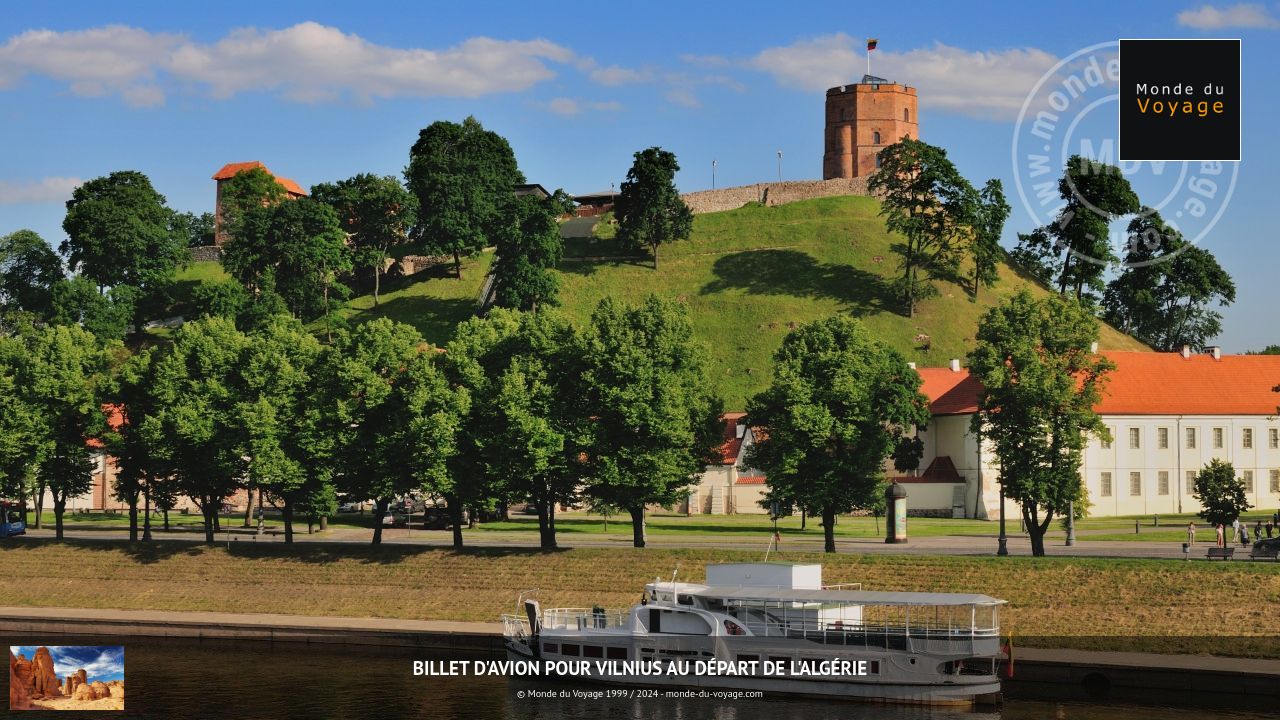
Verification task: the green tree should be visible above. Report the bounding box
[311,174,418,307]
[322,318,431,544]
[971,179,1011,300]
[745,316,930,553]
[1248,345,1280,355]
[1102,211,1235,351]
[581,296,722,547]
[147,317,251,542]
[406,116,524,279]
[223,198,352,330]
[868,139,976,316]
[236,315,329,543]
[171,211,216,248]
[15,325,112,539]
[105,348,170,542]
[49,277,136,341]
[445,309,585,549]
[0,230,64,320]
[1193,459,1250,528]
[217,167,288,245]
[60,171,188,335]
[0,333,46,523]
[968,290,1113,556]
[491,194,564,311]
[614,147,693,270]
[188,278,251,323]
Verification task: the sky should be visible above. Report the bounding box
[0,1,1276,350]
[11,645,125,683]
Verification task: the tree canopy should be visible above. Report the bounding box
[968,290,1113,556]
[614,147,693,270]
[1193,459,1250,528]
[746,316,930,552]
[491,193,564,311]
[311,173,418,307]
[0,229,63,320]
[405,116,524,279]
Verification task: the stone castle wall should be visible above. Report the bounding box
[681,177,872,215]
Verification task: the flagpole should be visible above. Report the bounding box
[867,48,871,78]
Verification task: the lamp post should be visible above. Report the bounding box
[712,159,717,189]
[997,480,1008,556]
[776,150,783,181]
[1066,500,1076,546]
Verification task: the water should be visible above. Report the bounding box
[9,637,1272,720]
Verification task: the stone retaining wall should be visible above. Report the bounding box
[189,245,223,262]
[681,177,872,215]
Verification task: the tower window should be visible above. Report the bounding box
[875,152,883,169]
[904,108,909,122]
[873,131,881,145]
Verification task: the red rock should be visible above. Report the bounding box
[90,681,112,700]
[9,651,32,710]
[31,646,62,697]
[73,683,97,701]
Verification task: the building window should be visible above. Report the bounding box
[1158,427,1169,449]
[1129,428,1141,449]
[1187,470,1197,491]
[873,130,881,144]
[1213,427,1224,449]
[904,108,909,122]
[1271,428,1279,449]
[1102,428,1113,450]
[1158,471,1169,495]
[1243,428,1253,449]
[1271,469,1280,494]
[1186,427,1197,449]
[1243,470,1254,493]
[1129,471,1142,496]
[1100,472,1112,497]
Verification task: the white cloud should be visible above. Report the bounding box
[679,53,731,68]
[747,34,1060,120]
[588,64,652,86]
[0,176,82,204]
[665,87,700,108]
[50,647,124,682]
[0,22,578,105]
[1177,3,1280,29]
[537,97,622,116]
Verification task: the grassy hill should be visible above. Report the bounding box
[175,196,1146,408]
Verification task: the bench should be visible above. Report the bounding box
[1249,545,1279,561]
[1206,547,1235,560]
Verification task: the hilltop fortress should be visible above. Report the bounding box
[681,75,918,214]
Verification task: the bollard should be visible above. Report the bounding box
[1154,514,1159,527]
[1135,519,1140,534]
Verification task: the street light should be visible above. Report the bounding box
[997,478,1008,556]
[776,150,783,181]
[1066,500,1076,546]
[712,159,717,189]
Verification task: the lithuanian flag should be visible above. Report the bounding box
[867,38,878,52]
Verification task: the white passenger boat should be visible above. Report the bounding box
[501,562,1006,705]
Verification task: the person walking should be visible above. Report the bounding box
[1216,523,1225,548]
[1232,518,1241,544]
[1255,520,1264,543]
[1187,522,1196,546]
[1241,522,1251,546]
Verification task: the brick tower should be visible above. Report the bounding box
[823,75,919,179]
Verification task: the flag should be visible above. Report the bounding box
[867,38,878,52]
[1001,634,1015,679]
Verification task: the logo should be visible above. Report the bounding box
[1011,41,1238,269]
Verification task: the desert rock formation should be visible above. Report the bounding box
[9,651,32,710]
[30,646,62,697]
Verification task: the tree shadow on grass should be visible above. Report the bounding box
[699,249,895,316]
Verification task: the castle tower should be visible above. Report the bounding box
[823,75,919,179]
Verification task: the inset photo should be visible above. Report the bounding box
[9,646,124,711]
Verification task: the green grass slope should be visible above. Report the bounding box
[556,196,1146,408]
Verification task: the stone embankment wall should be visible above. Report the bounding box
[681,177,872,215]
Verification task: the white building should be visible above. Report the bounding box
[694,350,1280,519]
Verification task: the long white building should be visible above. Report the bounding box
[695,349,1280,519]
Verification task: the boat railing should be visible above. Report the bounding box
[739,616,1000,648]
[502,614,532,643]
[541,607,630,631]
[821,582,863,590]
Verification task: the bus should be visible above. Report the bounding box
[1,500,25,538]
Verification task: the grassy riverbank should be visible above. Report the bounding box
[2,540,1277,657]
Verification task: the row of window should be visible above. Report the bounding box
[1098,469,1280,497]
[1100,426,1280,451]
[543,642,628,659]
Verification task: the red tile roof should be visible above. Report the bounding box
[735,475,766,485]
[718,412,747,464]
[914,351,1280,417]
[86,404,125,450]
[212,161,307,197]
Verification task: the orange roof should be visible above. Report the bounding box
[914,351,1280,417]
[717,412,747,464]
[86,404,126,450]
[212,161,307,197]
[736,475,766,485]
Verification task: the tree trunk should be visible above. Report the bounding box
[127,494,139,542]
[243,485,254,527]
[536,499,556,550]
[652,243,659,270]
[1025,507,1052,557]
[373,258,382,307]
[372,497,389,545]
[629,505,646,548]
[163,508,170,532]
[319,515,328,532]
[822,506,837,553]
[33,483,45,529]
[142,491,153,542]
[202,498,216,544]
[447,494,464,549]
[282,496,294,544]
[53,496,66,540]
[453,250,463,279]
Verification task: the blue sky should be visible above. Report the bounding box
[11,645,125,683]
[1,1,1276,350]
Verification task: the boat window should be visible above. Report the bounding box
[768,656,790,664]
[737,654,759,663]
[868,660,880,675]
[677,594,695,606]
[542,642,558,654]
[561,643,580,657]
[724,619,746,635]
[606,647,627,660]
[583,645,604,658]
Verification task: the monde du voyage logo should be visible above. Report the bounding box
[1119,39,1241,162]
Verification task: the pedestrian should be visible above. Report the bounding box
[1240,523,1250,546]
[1232,518,1241,544]
[1216,523,1225,548]
[1255,520,1263,543]
[1187,522,1196,546]
[1268,521,1274,539]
